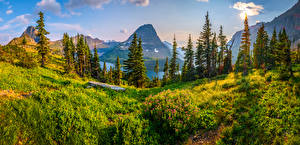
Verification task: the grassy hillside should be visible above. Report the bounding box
[0,56,299,144]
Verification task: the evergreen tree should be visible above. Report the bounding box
[195,36,205,79]
[153,59,160,87]
[62,33,74,73]
[223,40,234,74]
[176,63,180,81]
[114,56,122,85]
[36,11,50,67]
[108,66,113,84]
[278,28,293,78]
[297,43,300,64]
[184,34,194,81]
[181,62,187,81]
[169,35,178,80]
[211,33,218,76]
[22,37,27,46]
[76,35,85,77]
[132,38,148,88]
[92,45,101,80]
[162,57,169,85]
[237,14,251,76]
[253,24,269,69]
[124,33,138,84]
[218,25,227,74]
[269,28,278,69]
[102,61,107,82]
[201,12,213,77]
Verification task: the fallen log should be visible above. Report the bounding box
[88,81,126,91]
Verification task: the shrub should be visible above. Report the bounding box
[143,90,217,143]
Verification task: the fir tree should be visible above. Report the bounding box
[92,45,101,80]
[108,66,113,84]
[237,14,251,76]
[269,28,278,69]
[201,12,213,77]
[224,40,234,74]
[124,33,138,84]
[36,11,50,67]
[253,24,269,69]
[218,25,227,74]
[132,38,148,88]
[102,61,107,82]
[153,59,160,87]
[184,34,194,81]
[211,33,218,76]
[76,35,85,77]
[297,43,300,64]
[181,62,187,81]
[169,35,178,80]
[114,56,122,85]
[195,35,205,79]
[22,37,27,46]
[62,33,74,73]
[162,57,169,85]
[278,28,293,78]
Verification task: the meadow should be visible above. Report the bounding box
[0,54,299,144]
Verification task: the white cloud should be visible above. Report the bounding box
[120,29,128,34]
[233,2,264,17]
[36,0,65,17]
[196,0,208,2]
[0,17,3,22]
[0,14,32,31]
[127,0,149,6]
[48,23,83,32]
[65,0,111,9]
[6,10,13,15]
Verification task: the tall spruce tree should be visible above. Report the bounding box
[102,61,107,82]
[162,57,169,85]
[278,28,293,78]
[201,12,213,77]
[185,34,194,80]
[169,35,178,80]
[153,59,160,87]
[76,35,85,77]
[92,45,101,80]
[269,28,278,69]
[132,38,147,88]
[218,25,227,74]
[224,40,234,74]
[108,66,113,84]
[181,61,187,81]
[36,11,50,67]
[114,56,122,85]
[253,24,269,69]
[124,33,138,84]
[211,33,218,76]
[62,33,74,73]
[237,14,251,76]
[195,35,205,79]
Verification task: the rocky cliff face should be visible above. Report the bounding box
[229,0,300,63]
[21,26,39,42]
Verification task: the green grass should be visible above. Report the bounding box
[0,61,299,144]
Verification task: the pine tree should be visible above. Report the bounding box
[92,45,101,80]
[62,33,74,73]
[162,57,169,85]
[269,28,277,69]
[278,28,293,78]
[22,37,27,46]
[218,25,227,74]
[211,33,218,76]
[181,62,187,81]
[169,35,178,80]
[195,36,205,79]
[124,33,138,84]
[201,12,213,77]
[84,38,92,76]
[297,43,300,64]
[108,66,113,84]
[224,40,234,74]
[132,38,148,88]
[36,11,50,67]
[184,34,194,81]
[153,59,160,87]
[102,61,107,82]
[253,24,269,69]
[237,14,251,76]
[76,35,85,77]
[114,56,122,85]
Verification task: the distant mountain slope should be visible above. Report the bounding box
[101,24,171,63]
[163,41,184,61]
[230,0,300,63]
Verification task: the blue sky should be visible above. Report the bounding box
[0,0,298,45]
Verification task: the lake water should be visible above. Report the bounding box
[100,61,164,79]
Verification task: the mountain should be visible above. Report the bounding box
[101,24,171,63]
[229,0,300,63]
[21,26,39,42]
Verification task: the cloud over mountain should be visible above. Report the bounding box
[36,0,65,16]
[233,2,264,17]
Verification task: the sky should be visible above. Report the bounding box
[0,0,298,45]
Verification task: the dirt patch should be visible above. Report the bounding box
[0,90,32,101]
[186,126,224,145]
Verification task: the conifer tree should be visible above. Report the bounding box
[211,33,218,76]
[278,28,293,78]
[114,56,122,85]
[102,61,107,82]
[184,34,194,80]
[92,45,101,80]
[124,33,138,84]
[195,36,205,79]
[237,14,251,76]
[224,40,234,74]
[36,11,50,67]
[108,66,113,84]
[169,35,178,80]
[153,59,160,87]
[176,63,180,81]
[218,25,227,74]
[297,43,300,64]
[62,33,74,73]
[201,12,213,77]
[132,38,147,88]
[162,57,169,85]
[76,35,85,77]
[22,37,27,46]
[253,24,269,69]
[181,62,187,81]
[269,28,278,69]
